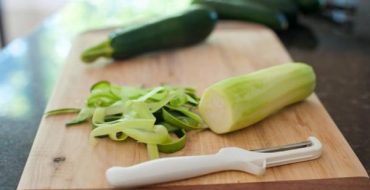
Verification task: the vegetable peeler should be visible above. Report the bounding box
[106,136,322,188]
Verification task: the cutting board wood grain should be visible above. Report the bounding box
[18,22,368,189]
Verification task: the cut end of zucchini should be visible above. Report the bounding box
[81,39,114,63]
[199,89,233,134]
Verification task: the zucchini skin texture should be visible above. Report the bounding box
[110,6,217,60]
[192,0,288,30]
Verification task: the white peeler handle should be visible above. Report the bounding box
[106,148,266,188]
[106,136,322,188]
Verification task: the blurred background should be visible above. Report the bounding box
[2,0,66,43]
[0,0,369,189]
[1,0,365,43]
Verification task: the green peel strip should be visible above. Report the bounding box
[66,107,93,126]
[45,108,80,116]
[46,81,202,160]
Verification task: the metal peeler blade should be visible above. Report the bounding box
[253,140,313,153]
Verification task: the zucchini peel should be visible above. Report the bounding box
[46,81,203,159]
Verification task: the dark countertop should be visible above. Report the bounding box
[0,0,369,189]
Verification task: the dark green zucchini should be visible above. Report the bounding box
[192,0,288,31]
[294,0,323,13]
[81,6,217,63]
[249,0,299,23]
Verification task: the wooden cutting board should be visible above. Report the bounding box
[18,22,368,189]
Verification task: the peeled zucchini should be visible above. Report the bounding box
[199,63,316,134]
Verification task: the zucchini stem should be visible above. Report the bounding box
[81,39,114,63]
